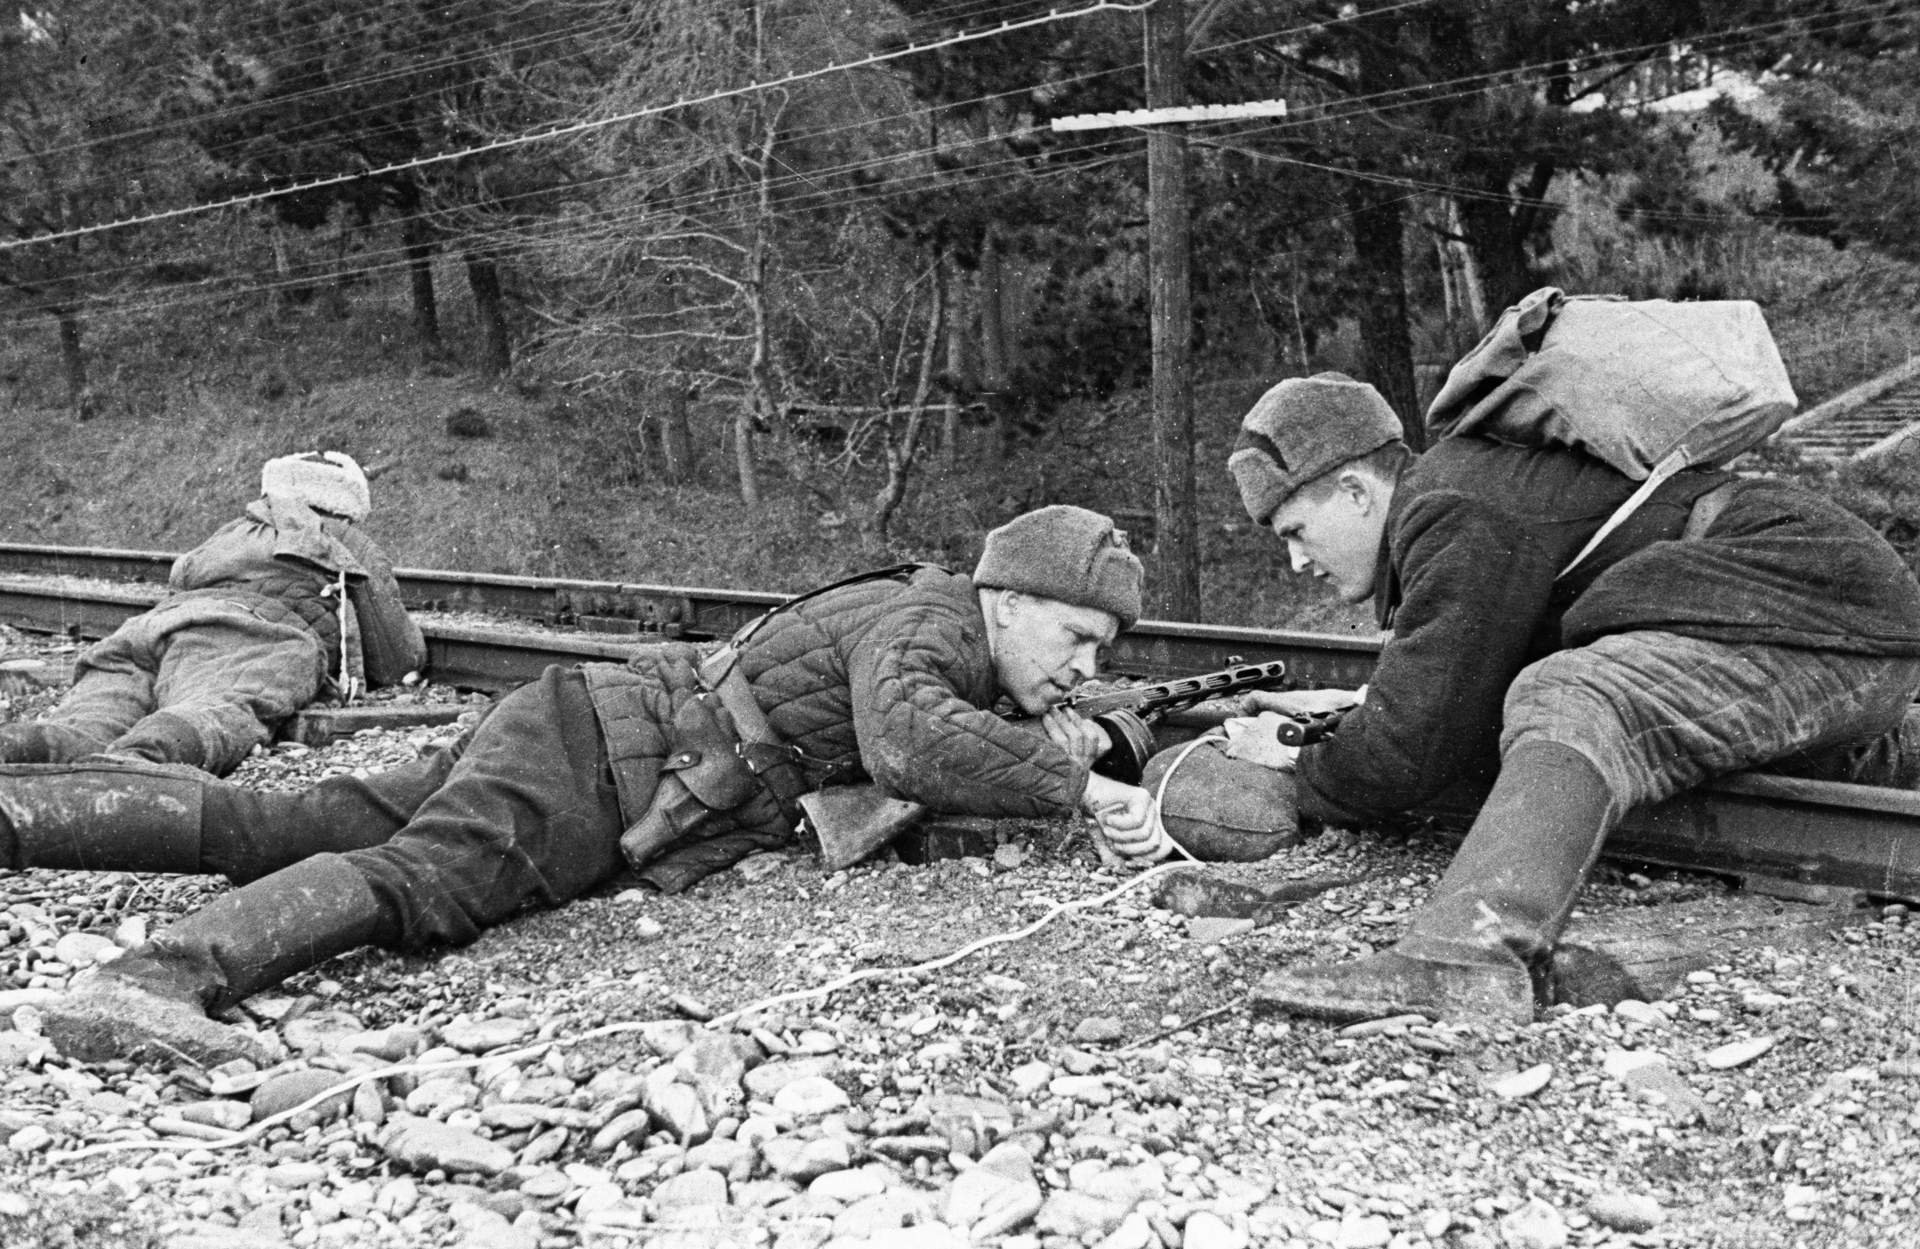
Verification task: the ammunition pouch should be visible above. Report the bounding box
[617,648,810,885]
[619,691,783,873]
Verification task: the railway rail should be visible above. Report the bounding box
[1,541,1916,905]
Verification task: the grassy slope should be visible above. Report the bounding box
[4,208,1920,631]
[0,290,1362,630]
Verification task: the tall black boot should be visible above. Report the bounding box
[0,745,457,884]
[1254,742,1617,1026]
[101,711,215,771]
[0,722,108,765]
[199,743,459,882]
[42,854,397,1068]
[0,761,205,874]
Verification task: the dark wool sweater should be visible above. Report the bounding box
[585,566,1088,830]
[1295,437,1920,827]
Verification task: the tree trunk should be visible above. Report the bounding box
[268,221,295,316]
[1455,187,1535,315]
[872,258,948,539]
[464,252,511,378]
[1348,189,1421,449]
[658,371,695,484]
[938,275,976,472]
[401,215,441,353]
[1146,0,1201,621]
[976,233,1018,459]
[53,306,90,418]
[1344,1,1421,448]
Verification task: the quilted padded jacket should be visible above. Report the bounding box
[584,565,1089,829]
[168,496,426,688]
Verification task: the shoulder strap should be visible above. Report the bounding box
[702,563,936,687]
[1556,449,1689,580]
[728,562,933,648]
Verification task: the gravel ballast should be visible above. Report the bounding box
[1,635,1917,1248]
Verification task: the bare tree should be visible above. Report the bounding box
[0,1,205,416]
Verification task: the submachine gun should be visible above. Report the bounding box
[800,659,1294,870]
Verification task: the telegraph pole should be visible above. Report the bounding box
[1144,0,1199,622]
[1052,4,1283,623]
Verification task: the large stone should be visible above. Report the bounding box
[763,1134,852,1183]
[163,1224,296,1249]
[673,1032,759,1119]
[251,1068,356,1127]
[1035,1191,1131,1240]
[743,1056,840,1101]
[945,1163,1042,1233]
[652,1167,730,1212]
[771,1075,850,1119]
[809,1164,889,1204]
[173,1099,254,1132]
[685,1137,757,1181]
[643,1068,713,1143]
[1182,1210,1249,1249]
[1587,1191,1665,1233]
[1498,1198,1568,1249]
[282,1009,369,1056]
[380,1114,516,1177]
[42,976,278,1070]
[833,1188,933,1237]
[440,1016,537,1054]
[52,932,119,969]
[589,1107,653,1154]
[928,1093,1014,1156]
[448,1198,540,1249]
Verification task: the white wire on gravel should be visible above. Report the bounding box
[51,817,1216,1164]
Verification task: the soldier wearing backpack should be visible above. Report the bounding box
[1215,295,1920,1027]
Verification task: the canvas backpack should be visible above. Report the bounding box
[1425,286,1798,575]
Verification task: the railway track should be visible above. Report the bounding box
[1,541,1916,904]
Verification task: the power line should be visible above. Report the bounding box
[4,0,1898,314]
[0,0,1154,255]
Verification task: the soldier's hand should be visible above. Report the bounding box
[1081,774,1174,863]
[1043,706,1112,768]
[1222,713,1303,770]
[1238,685,1364,718]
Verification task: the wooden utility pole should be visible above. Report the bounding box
[1145,0,1200,621]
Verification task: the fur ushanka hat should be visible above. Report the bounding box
[260,451,371,521]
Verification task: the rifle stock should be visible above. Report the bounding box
[799,659,1295,868]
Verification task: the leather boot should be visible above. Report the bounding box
[0,745,456,884]
[0,722,107,765]
[101,711,214,771]
[1254,742,1616,1027]
[0,761,205,875]
[199,743,459,882]
[43,854,396,1068]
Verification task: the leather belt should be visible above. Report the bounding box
[696,646,810,806]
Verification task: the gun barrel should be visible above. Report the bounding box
[1063,659,1290,718]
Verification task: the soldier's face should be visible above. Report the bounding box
[989,593,1119,715]
[1269,470,1389,604]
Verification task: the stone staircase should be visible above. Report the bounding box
[1773,358,1920,463]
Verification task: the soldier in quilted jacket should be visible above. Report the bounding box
[0,451,424,774]
[34,505,1166,1067]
